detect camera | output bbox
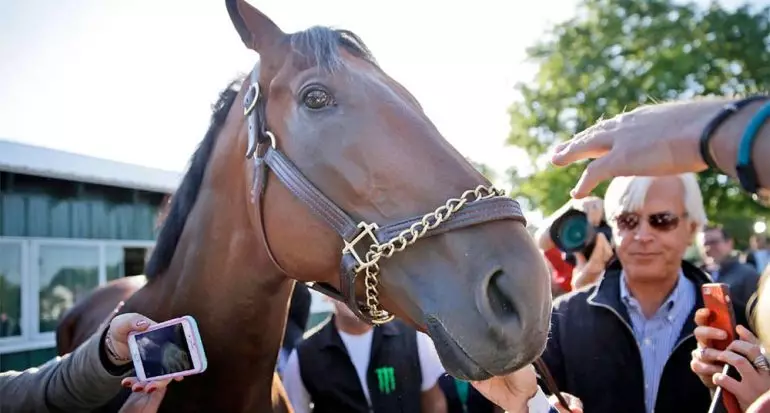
[548,208,613,267]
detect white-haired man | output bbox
[539,173,751,413]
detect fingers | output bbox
[718,349,760,381]
[690,347,724,388]
[550,127,614,167]
[570,157,614,199]
[737,325,761,345]
[121,377,184,394]
[694,308,711,327]
[712,372,745,401]
[111,313,157,339]
[726,337,763,362]
[590,233,614,264]
[694,325,728,347]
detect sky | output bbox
[0,0,760,222]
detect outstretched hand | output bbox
[550,99,727,198]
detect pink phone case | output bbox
[129,315,207,382]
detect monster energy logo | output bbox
[375,366,396,394]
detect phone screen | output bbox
[134,323,195,379]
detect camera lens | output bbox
[549,209,596,254]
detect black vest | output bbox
[297,317,423,413]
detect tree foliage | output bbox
[507,0,770,245]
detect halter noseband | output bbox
[242,63,527,325]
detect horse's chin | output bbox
[426,316,541,382]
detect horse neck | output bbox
[133,149,294,411]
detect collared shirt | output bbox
[620,271,696,413]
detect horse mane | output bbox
[144,25,377,280]
[144,78,243,279]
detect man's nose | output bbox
[633,223,655,241]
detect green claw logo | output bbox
[375,366,396,394]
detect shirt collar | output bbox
[620,270,689,318]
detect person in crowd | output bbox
[747,235,770,275]
[699,224,760,306]
[464,96,770,413]
[282,297,448,413]
[541,172,753,413]
[546,95,770,412]
[277,282,312,377]
[0,311,176,413]
[536,196,614,292]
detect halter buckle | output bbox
[243,83,259,116]
[342,222,381,271]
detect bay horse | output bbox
[60,1,553,411]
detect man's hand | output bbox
[470,365,538,413]
[549,99,727,198]
[571,232,613,290]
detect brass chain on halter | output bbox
[345,185,507,324]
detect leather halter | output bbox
[242,62,527,324]
[242,62,571,411]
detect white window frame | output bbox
[0,237,155,356]
[0,238,30,355]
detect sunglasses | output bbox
[613,211,686,232]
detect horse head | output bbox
[223,0,551,381]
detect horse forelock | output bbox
[289,26,379,73]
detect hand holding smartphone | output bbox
[127,315,208,382]
[701,283,741,413]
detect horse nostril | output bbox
[486,269,518,321]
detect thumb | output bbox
[111,313,154,339]
[571,156,614,199]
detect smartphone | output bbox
[701,283,737,351]
[127,315,208,382]
[701,283,741,413]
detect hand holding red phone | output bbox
[691,307,731,390]
[713,326,770,412]
[691,308,770,411]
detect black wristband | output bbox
[699,95,769,173]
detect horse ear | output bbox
[225,0,285,54]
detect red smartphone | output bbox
[701,283,737,350]
[701,283,741,413]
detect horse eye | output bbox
[302,88,335,110]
